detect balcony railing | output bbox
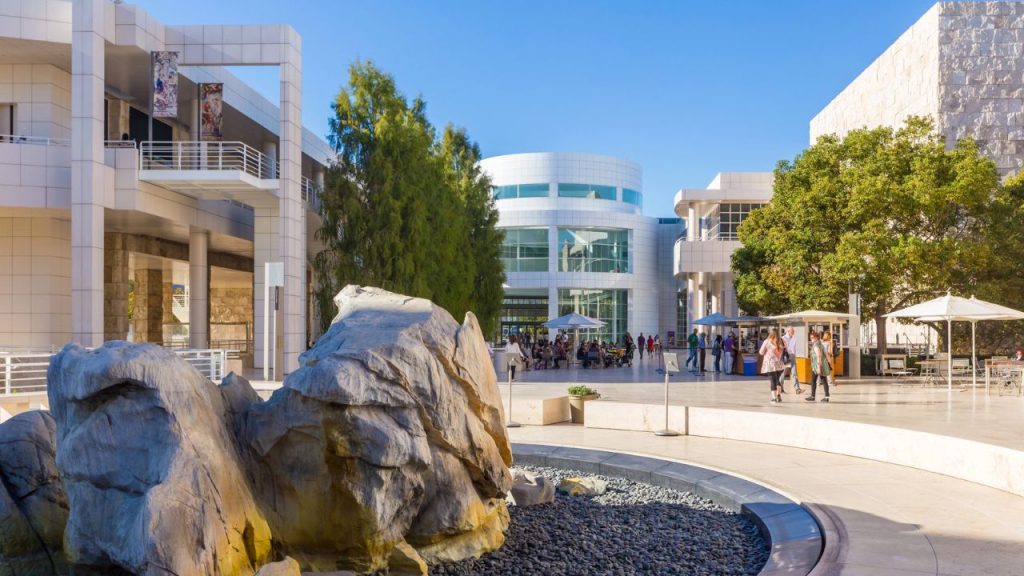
[0,134,69,146]
[301,176,322,212]
[139,141,278,180]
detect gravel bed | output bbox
[431,465,769,576]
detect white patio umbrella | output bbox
[886,294,1024,390]
[545,312,606,367]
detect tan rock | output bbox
[557,477,609,496]
[256,556,301,576]
[389,541,428,575]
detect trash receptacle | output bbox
[743,355,758,376]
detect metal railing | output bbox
[302,175,322,212]
[1,347,229,396]
[0,134,70,146]
[139,140,279,180]
[104,140,138,149]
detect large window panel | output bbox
[501,227,549,272]
[492,183,549,200]
[557,228,629,273]
[623,188,642,207]
[557,288,628,344]
[557,183,616,200]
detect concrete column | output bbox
[189,227,209,349]
[253,205,279,371]
[686,273,696,334]
[279,36,306,375]
[686,204,696,242]
[313,166,324,190]
[263,141,278,179]
[71,0,107,346]
[696,272,706,320]
[103,233,129,341]
[710,274,720,314]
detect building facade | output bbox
[0,0,331,376]
[812,1,1024,176]
[672,172,773,333]
[480,152,683,345]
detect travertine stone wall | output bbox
[133,269,163,343]
[103,233,129,341]
[811,2,1024,176]
[211,286,252,343]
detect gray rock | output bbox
[557,477,609,496]
[47,342,273,575]
[0,410,67,575]
[256,556,301,576]
[509,470,554,507]
[242,286,512,572]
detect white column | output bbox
[687,273,696,333]
[279,33,306,375]
[710,274,720,314]
[313,166,324,190]
[71,0,107,347]
[696,272,706,320]
[253,205,279,371]
[686,204,696,242]
[263,141,278,179]
[188,227,209,349]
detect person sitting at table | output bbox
[588,342,600,368]
[1015,347,1024,362]
[579,342,590,368]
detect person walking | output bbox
[822,330,838,388]
[687,329,699,372]
[760,328,787,403]
[712,334,723,373]
[647,334,655,358]
[638,333,646,360]
[805,330,831,403]
[723,331,735,374]
[782,327,803,394]
[698,331,707,373]
[505,335,524,381]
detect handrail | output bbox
[138,140,279,180]
[0,347,230,394]
[0,134,70,146]
[301,176,322,211]
[104,140,137,149]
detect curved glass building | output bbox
[480,152,683,345]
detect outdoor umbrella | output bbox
[886,294,1024,390]
[694,312,729,326]
[545,313,607,364]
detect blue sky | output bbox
[137,0,938,217]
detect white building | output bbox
[672,172,773,331]
[812,2,1024,177]
[480,152,684,345]
[0,0,331,376]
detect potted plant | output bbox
[567,385,600,424]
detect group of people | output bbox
[635,332,662,360]
[761,327,838,404]
[503,331,649,378]
[684,329,732,374]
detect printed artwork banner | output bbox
[152,51,179,118]
[200,83,224,141]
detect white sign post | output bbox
[264,262,284,381]
[504,352,521,428]
[655,352,680,437]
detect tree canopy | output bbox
[731,117,1022,351]
[314,61,505,335]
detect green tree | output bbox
[732,117,1002,353]
[314,61,504,334]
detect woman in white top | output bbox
[505,336,524,381]
[760,328,787,403]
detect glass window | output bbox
[492,183,549,200]
[501,227,549,272]
[623,188,642,207]
[557,289,628,344]
[715,203,764,240]
[558,183,616,200]
[557,228,629,273]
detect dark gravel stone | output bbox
[430,466,769,576]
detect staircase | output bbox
[171,286,189,324]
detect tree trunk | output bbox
[875,310,888,355]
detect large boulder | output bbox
[242,285,512,573]
[509,470,555,507]
[0,410,67,575]
[46,342,273,575]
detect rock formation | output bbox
[0,410,67,574]
[12,285,512,575]
[510,470,555,507]
[241,285,512,572]
[46,342,273,575]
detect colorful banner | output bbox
[152,51,179,118]
[199,83,224,141]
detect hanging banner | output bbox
[199,83,224,141]
[151,51,179,118]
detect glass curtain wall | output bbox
[501,227,549,272]
[702,203,765,240]
[557,183,616,200]
[623,188,642,208]
[557,228,629,273]
[493,183,549,200]
[557,288,628,344]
